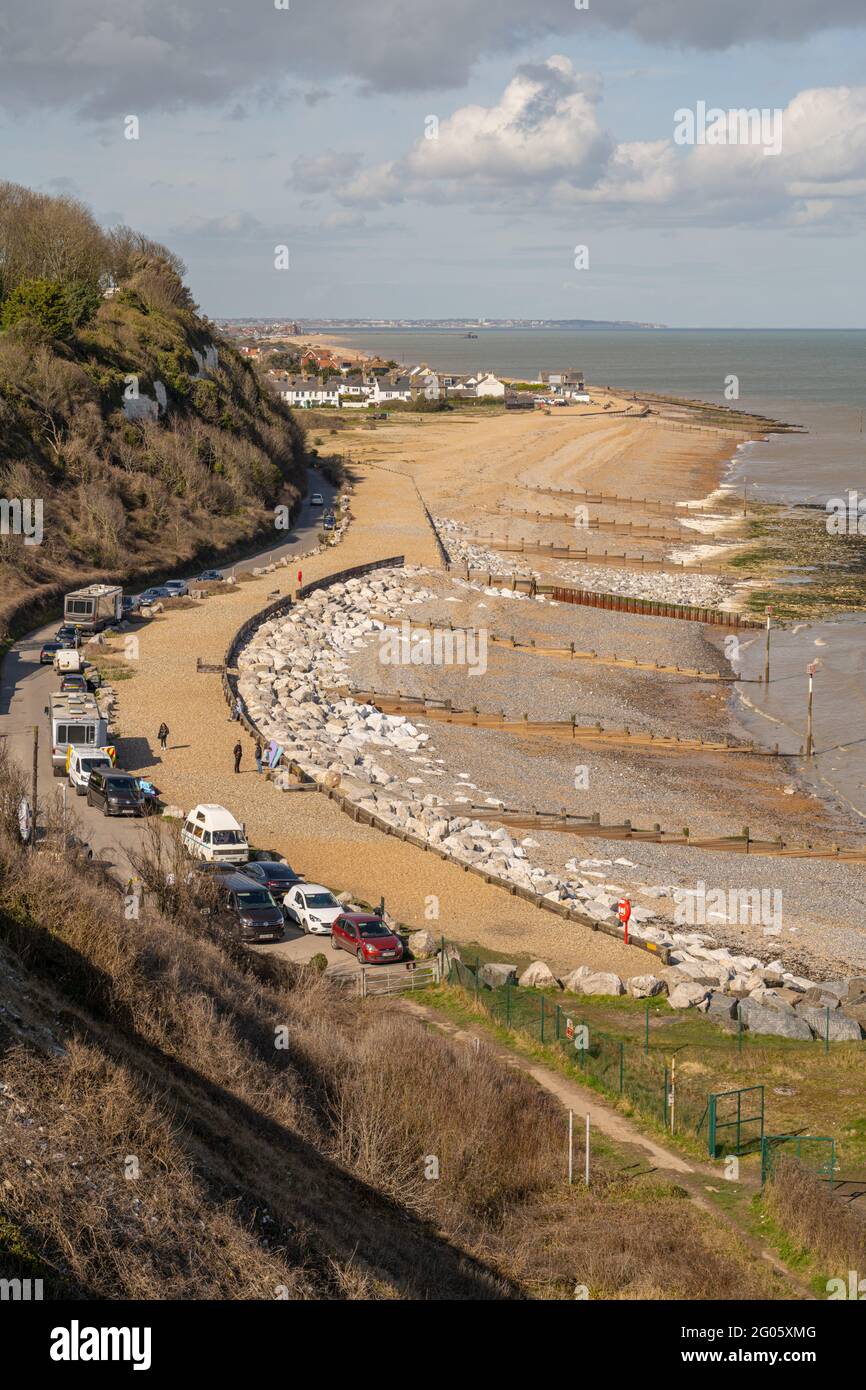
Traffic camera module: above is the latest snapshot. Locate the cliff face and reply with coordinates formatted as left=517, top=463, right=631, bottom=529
left=0, top=189, right=306, bottom=635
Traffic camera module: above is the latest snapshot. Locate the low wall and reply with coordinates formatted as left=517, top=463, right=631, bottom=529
left=220, top=556, right=671, bottom=968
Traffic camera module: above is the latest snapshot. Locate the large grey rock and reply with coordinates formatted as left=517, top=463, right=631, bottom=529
left=738, top=998, right=812, bottom=1040
left=627, top=974, right=665, bottom=999
left=577, top=971, right=624, bottom=997
left=799, top=1006, right=863, bottom=1042
left=703, top=991, right=739, bottom=1023
left=562, top=965, right=593, bottom=993
left=479, top=962, right=518, bottom=990
left=519, top=960, right=559, bottom=989
left=668, top=983, right=711, bottom=1009
left=408, top=930, right=438, bottom=959
left=842, top=1000, right=866, bottom=1029
left=802, top=985, right=844, bottom=1008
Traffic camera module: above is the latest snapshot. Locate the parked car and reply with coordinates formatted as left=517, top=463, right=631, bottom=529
left=59, top=673, right=88, bottom=694
left=55, top=625, right=80, bottom=648
left=163, top=579, right=188, bottom=598
left=86, top=769, right=145, bottom=817
left=241, top=859, right=302, bottom=902
left=193, top=569, right=224, bottom=583
left=283, top=883, right=341, bottom=935
left=140, top=586, right=173, bottom=604
left=215, top=872, right=284, bottom=943
left=68, top=747, right=114, bottom=796
left=330, top=913, right=405, bottom=964
left=323, top=511, right=336, bottom=531
left=40, top=641, right=62, bottom=664
left=310, top=493, right=325, bottom=507
left=121, top=595, right=141, bottom=617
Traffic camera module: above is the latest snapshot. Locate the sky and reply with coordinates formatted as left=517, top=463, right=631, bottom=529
left=1, top=1, right=865, bottom=326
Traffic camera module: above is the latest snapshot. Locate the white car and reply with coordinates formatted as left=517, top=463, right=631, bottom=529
left=163, top=579, right=189, bottom=598
left=284, top=883, right=341, bottom=935
left=310, top=493, right=324, bottom=507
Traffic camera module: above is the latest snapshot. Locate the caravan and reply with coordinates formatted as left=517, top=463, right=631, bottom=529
left=47, top=691, right=111, bottom=775
left=63, top=584, right=123, bottom=632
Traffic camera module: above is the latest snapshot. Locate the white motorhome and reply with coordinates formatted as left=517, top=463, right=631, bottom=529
left=181, top=804, right=249, bottom=865
left=64, top=584, right=123, bottom=632
left=47, top=691, right=111, bottom=775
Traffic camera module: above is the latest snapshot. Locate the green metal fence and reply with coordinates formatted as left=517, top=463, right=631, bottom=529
left=761, top=1134, right=837, bottom=1185
left=447, top=956, right=707, bottom=1136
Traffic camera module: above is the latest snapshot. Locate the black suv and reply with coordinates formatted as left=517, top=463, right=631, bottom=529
left=216, top=872, right=284, bottom=943
left=241, top=859, right=301, bottom=903
left=87, top=770, right=145, bottom=817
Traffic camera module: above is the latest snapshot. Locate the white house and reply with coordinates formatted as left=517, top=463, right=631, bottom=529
left=278, top=376, right=341, bottom=408
left=470, top=372, right=506, bottom=399
left=370, top=375, right=413, bottom=404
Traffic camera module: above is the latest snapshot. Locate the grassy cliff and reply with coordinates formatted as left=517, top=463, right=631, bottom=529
left=0, top=184, right=306, bottom=636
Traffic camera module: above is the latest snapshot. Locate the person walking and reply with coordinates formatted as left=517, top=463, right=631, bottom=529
left=233, top=740, right=243, bottom=774
left=255, top=741, right=264, bottom=775
left=157, top=722, right=169, bottom=750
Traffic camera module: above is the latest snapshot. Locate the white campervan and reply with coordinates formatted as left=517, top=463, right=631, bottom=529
left=181, top=804, right=249, bottom=865
left=67, top=746, right=115, bottom=795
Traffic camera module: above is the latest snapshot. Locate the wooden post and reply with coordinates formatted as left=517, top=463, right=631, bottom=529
left=30, top=725, right=38, bottom=852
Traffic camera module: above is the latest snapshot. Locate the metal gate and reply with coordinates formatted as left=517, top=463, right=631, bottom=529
left=703, top=1085, right=765, bottom=1158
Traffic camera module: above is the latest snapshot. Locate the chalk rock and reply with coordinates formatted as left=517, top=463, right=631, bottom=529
left=519, top=961, right=559, bottom=989
left=562, top=965, right=593, bottom=993
left=408, top=930, right=438, bottom=959
left=668, top=983, right=711, bottom=1009
left=576, top=971, right=624, bottom=998
left=480, top=962, right=518, bottom=990
left=627, top=974, right=665, bottom=999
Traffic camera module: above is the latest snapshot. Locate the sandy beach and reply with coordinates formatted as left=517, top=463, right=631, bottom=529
left=106, top=390, right=866, bottom=984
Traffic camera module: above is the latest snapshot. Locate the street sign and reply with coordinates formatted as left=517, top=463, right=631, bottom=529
left=565, top=1017, right=574, bottom=1041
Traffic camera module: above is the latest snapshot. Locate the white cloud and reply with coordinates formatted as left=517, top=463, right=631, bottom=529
left=336, top=60, right=866, bottom=227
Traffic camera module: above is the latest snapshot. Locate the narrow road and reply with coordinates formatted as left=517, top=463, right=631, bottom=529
left=0, top=482, right=336, bottom=880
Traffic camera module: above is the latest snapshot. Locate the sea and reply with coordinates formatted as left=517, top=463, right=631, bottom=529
left=330, top=327, right=866, bottom=816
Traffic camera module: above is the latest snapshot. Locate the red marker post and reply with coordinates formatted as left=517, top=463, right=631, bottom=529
left=617, top=898, right=632, bottom=946
left=297, top=569, right=303, bottom=586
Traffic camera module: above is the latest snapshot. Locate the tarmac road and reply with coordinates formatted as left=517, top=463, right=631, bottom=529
left=1, top=474, right=418, bottom=984
left=0, top=481, right=336, bottom=882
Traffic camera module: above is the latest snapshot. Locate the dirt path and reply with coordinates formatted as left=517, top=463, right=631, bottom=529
left=402, top=998, right=815, bottom=1298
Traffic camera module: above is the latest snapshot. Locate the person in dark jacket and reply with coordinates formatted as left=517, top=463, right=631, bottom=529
left=255, top=741, right=264, bottom=774
left=233, top=741, right=243, bottom=773
left=157, top=722, right=169, bottom=750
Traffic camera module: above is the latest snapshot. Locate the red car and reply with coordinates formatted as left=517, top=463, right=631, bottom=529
left=330, top=913, right=404, bottom=964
